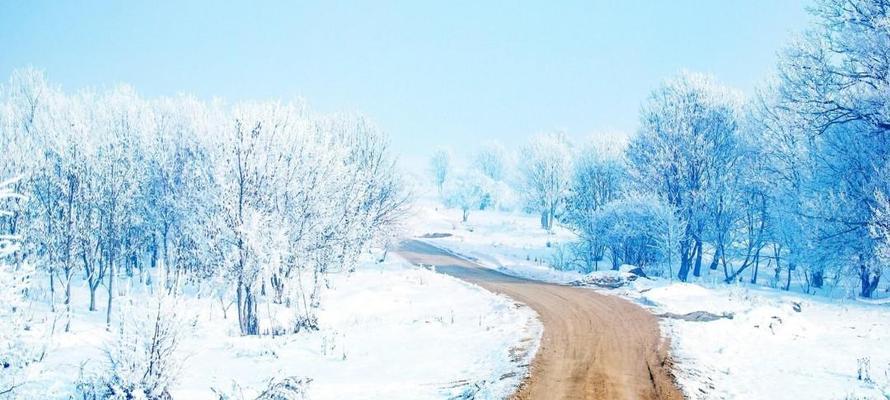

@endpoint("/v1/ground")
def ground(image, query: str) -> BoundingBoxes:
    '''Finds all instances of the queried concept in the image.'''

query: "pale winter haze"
[0,0,809,169]
[2,0,890,399]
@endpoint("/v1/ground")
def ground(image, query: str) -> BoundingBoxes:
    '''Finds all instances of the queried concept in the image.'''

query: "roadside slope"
[397,240,683,400]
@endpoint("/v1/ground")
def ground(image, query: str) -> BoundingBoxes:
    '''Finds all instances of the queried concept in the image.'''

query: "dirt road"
[397,240,684,400]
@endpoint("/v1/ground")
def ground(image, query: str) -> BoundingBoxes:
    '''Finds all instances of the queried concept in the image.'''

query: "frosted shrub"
[857,357,873,383]
[549,242,581,272]
[213,377,312,400]
[571,194,679,273]
[78,295,192,400]
[255,377,311,400]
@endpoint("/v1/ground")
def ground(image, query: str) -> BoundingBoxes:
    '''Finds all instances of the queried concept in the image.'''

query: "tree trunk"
[811,269,824,289]
[106,257,114,328]
[89,285,97,311]
[49,269,56,313]
[237,279,260,335]
[162,227,170,290]
[245,290,258,335]
[236,280,245,334]
[751,246,763,284]
[64,273,72,332]
[708,244,721,271]
[859,264,880,298]
[678,244,691,282]
[692,239,703,278]
[722,254,730,280]
[539,206,556,231]
[784,263,794,291]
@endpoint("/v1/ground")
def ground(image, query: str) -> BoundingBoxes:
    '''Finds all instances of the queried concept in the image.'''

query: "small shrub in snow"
[569,194,680,274]
[254,377,311,400]
[548,243,579,271]
[213,376,311,400]
[450,381,485,399]
[77,294,192,400]
[857,357,873,383]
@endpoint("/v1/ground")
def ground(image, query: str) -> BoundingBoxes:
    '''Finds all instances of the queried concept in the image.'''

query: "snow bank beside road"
[28,256,540,400]
[637,283,890,400]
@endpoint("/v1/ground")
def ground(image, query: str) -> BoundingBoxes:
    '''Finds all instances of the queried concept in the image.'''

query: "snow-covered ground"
[22,255,541,400]
[633,282,890,400]
[416,201,890,400]
[410,198,584,284]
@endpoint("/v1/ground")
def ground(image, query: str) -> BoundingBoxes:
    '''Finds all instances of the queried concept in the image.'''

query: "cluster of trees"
[430,0,889,298]
[430,142,517,222]
[0,68,407,347]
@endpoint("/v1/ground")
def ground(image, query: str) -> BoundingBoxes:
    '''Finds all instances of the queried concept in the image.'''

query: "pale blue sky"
[1,1,809,167]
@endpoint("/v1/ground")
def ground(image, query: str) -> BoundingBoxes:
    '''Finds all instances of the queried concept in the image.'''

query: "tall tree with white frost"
[429,148,450,197]
[444,171,488,222]
[768,0,890,296]
[564,140,627,271]
[473,141,508,182]
[627,72,742,282]
[0,70,407,339]
[520,132,573,231]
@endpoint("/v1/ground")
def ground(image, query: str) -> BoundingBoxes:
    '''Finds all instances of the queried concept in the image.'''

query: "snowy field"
[416,203,890,400]
[21,255,541,400]
[634,282,890,400]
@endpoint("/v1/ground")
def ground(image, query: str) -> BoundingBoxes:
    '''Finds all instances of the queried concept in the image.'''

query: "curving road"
[396,239,684,400]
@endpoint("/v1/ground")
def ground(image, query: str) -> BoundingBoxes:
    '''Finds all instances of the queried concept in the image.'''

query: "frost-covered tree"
[762,0,890,296]
[564,139,627,271]
[750,84,816,291]
[444,171,488,222]
[583,194,678,274]
[0,70,407,339]
[472,141,508,182]
[871,184,890,271]
[214,103,301,335]
[3,69,59,307]
[429,148,451,197]
[93,86,147,327]
[649,199,686,281]
[211,104,407,335]
[519,132,573,231]
[627,72,742,281]
[0,177,39,398]
[141,96,220,292]
[471,141,517,211]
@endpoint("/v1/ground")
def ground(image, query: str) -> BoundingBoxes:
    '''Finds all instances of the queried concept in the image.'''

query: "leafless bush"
[77,295,192,400]
[213,376,312,400]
